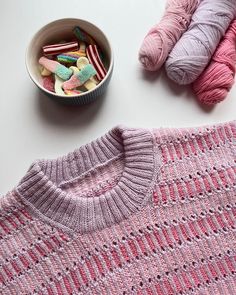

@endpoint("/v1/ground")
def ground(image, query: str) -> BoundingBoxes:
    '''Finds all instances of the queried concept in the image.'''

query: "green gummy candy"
[77,64,97,84]
[55,64,73,80]
[73,27,84,41]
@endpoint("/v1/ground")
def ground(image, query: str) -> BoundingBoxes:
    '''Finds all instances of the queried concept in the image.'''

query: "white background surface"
[0,0,235,195]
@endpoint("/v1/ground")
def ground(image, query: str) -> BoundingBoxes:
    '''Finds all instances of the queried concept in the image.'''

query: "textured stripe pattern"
[0,122,236,294]
[43,42,79,56]
[86,45,107,81]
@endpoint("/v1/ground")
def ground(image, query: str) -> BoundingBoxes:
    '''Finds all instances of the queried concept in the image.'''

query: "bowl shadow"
[36,88,106,128]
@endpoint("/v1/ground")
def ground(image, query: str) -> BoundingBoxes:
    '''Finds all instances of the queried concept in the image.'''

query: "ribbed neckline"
[15,125,157,234]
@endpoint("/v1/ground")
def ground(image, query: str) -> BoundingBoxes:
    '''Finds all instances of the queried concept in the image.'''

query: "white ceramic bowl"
[26,18,114,105]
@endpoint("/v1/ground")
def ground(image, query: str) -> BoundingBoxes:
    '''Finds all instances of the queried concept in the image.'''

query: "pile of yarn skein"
[139,0,236,105]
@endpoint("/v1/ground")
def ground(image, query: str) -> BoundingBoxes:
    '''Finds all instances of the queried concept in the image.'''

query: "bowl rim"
[25,17,114,99]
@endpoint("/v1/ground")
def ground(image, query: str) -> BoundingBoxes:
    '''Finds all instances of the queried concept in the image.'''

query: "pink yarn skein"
[193,20,236,105]
[138,0,199,71]
[165,0,236,85]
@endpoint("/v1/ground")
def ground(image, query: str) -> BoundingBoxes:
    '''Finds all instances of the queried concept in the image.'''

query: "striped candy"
[43,41,78,56]
[86,45,107,81]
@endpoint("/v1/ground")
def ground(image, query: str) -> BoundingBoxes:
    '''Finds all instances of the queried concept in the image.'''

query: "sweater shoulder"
[151,121,236,206]
[0,191,37,243]
[0,191,71,293]
[151,121,236,162]
[152,121,236,147]
[0,191,23,220]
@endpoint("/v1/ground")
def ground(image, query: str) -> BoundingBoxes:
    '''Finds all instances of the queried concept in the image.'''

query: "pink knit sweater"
[1,121,236,294]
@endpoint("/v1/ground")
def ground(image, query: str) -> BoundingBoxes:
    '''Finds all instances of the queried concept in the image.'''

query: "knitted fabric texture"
[1,122,236,294]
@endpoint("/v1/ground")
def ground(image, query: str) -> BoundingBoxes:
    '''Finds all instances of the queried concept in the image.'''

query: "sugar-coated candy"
[70,65,96,91]
[77,57,98,90]
[64,49,87,59]
[69,66,80,75]
[39,27,107,95]
[70,64,97,82]
[71,64,97,91]
[57,50,86,63]
[73,27,96,45]
[63,64,97,90]
[86,45,107,81]
[57,45,87,64]
[84,79,97,91]
[76,56,89,69]
[41,67,51,76]
[43,41,78,56]
[54,75,65,95]
[57,55,78,64]
[79,42,86,55]
[42,75,54,92]
[39,57,73,81]
[64,89,83,96]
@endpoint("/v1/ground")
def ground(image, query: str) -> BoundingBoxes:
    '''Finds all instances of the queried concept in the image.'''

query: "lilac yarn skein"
[165,0,236,85]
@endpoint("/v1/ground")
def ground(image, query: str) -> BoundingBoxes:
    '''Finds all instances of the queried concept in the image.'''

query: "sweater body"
[0,122,236,294]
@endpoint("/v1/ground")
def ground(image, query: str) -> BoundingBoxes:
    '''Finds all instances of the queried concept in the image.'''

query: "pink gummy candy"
[43,76,54,92]
[63,75,80,90]
[39,56,72,80]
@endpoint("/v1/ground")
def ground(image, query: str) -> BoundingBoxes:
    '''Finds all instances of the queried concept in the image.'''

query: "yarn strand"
[138,0,199,71]
[165,0,236,85]
[193,20,236,105]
